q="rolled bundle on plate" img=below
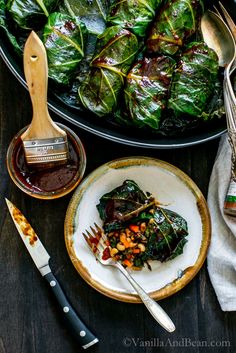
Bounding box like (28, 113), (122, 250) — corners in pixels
(107, 0), (163, 37)
(96, 180), (189, 269)
(79, 25), (139, 117)
(124, 56), (176, 130)
(168, 42), (219, 117)
(146, 0), (204, 55)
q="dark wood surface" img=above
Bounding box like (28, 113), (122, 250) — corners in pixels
(0, 57), (235, 353)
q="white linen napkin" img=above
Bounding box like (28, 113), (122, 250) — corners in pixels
(207, 134), (236, 311)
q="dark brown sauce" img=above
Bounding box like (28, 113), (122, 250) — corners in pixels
(12, 135), (80, 193)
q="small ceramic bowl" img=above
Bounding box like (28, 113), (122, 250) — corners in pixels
(7, 123), (86, 199)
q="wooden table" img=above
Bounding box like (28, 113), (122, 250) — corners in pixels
(0, 58), (235, 353)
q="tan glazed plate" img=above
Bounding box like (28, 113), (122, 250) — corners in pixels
(64, 157), (211, 303)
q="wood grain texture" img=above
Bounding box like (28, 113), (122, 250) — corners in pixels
(0, 57), (235, 353)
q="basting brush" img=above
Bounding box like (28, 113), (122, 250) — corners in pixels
(21, 31), (68, 167)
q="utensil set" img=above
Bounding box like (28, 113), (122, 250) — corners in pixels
(212, 3), (236, 214)
(201, 3), (236, 214)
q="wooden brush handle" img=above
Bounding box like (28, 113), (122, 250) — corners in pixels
(22, 31), (65, 139)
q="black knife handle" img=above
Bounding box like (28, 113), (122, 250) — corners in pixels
(44, 272), (98, 349)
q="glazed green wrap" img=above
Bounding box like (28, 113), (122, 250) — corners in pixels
(125, 56), (176, 130)
(43, 12), (87, 85)
(79, 25), (139, 117)
(96, 179), (188, 266)
(147, 0), (204, 56)
(168, 42), (219, 117)
(6, 0), (60, 29)
(107, 0), (163, 37)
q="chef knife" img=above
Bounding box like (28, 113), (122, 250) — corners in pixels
(5, 198), (98, 349)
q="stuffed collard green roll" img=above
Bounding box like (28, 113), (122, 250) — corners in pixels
(168, 42), (219, 117)
(107, 0), (163, 38)
(43, 12), (87, 85)
(96, 180), (189, 268)
(6, 0), (60, 29)
(79, 25), (139, 117)
(147, 0), (204, 56)
(125, 56), (176, 130)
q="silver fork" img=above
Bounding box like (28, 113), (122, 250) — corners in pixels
(214, 2), (236, 46)
(83, 223), (175, 333)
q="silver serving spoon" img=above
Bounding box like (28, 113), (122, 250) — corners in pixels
(201, 10), (236, 131)
(213, 2), (236, 114)
(201, 10), (236, 98)
(201, 10), (235, 67)
(201, 10), (236, 216)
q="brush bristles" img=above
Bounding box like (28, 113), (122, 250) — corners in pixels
(23, 136), (68, 167)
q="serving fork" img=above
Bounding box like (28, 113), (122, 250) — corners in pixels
(83, 223), (175, 333)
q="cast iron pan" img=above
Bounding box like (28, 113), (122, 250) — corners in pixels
(1, 0), (235, 149)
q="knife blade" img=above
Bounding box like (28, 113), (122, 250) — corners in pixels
(5, 198), (98, 349)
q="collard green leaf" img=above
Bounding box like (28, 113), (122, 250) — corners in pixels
(0, 0), (21, 54)
(78, 67), (124, 117)
(43, 12), (87, 85)
(144, 207), (188, 262)
(78, 67), (122, 116)
(168, 42), (219, 117)
(124, 56), (176, 130)
(147, 0), (204, 55)
(6, 0), (60, 29)
(60, 0), (110, 35)
(97, 179), (149, 222)
(91, 26), (139, 74)
(78, 26), (139, 116)
(107, 0), (162, 37)
(121, 206), (188, 263)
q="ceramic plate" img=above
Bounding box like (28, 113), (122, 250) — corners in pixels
(64, 157), (211, 303)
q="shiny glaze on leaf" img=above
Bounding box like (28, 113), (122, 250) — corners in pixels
(6, 0), (60, 29)
(125, 56), (176, 130)
(107, 0), (163, 37)
(147, 0), (204, 55)
(168, 41), (219, 117)
(43, 12), (87, 85)
(79, 26), (139, 116)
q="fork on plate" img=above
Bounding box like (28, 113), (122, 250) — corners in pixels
(83, 223), (176, 333)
